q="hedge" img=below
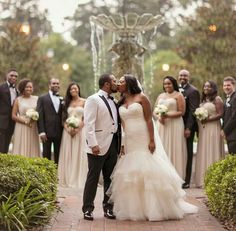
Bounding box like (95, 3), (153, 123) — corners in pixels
(204, 154), (236, 229)
(0, 154), (58, 230)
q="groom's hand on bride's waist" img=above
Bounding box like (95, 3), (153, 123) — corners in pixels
(92, 145), (100, 155)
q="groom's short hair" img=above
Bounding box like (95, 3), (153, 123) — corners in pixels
(99, 73), (112, 89)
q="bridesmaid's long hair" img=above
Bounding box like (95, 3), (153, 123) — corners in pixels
(18, 79), (32, 95)
(119, 74), (142, 106)
(163, 76), (179, 92)
(63, 82), (81, 122)
(201, 80), (217, 103)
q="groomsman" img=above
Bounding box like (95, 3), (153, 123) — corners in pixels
(178, 69), (200, 189)
(37, 78), (63, 164)
(82, 73), (119, 221)
(0, 69), (18, 153)
(222, 76), (236, 154)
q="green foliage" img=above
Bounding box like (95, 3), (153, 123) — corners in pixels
(0, 154), (58, 230)
(0, 0), (52, 37)
(176, 0), (236, 96)
(0, 154), (58, 202)
(204, 155), (236, 228)
(0, 182), (57, 231)
(40, 33), (94, 97)
(144, 49), (187, 104)
(0, 22), (52, 95)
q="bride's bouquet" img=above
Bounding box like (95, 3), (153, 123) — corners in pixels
(66, 115), (80, 128)
(194, 107), (208, 121)
(26, 109), (39, 121)
(154, 104), (168, 117)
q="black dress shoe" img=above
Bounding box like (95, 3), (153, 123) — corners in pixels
(104, 210), (116, 219)
(182, 183), (190, 189)
(84, 211), (94, 221)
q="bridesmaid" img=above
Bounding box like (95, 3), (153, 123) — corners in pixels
(58, 83), (87, 189)
(154, 76), (187, 179)
(195, 80), (225, 188)
(12, 79), (40, 157)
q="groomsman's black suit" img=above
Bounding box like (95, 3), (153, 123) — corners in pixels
(36, 92), (63, 164)
(0, 82), (18, 153)
(223, 91), (236, 154)
(180, 83), (200, 185)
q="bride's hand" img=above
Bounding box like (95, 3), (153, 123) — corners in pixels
(148, 140), (155, 154)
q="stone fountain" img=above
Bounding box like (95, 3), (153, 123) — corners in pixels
(90, 13), (163, 90)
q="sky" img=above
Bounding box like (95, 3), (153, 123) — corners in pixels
(39, 0), (80, 33)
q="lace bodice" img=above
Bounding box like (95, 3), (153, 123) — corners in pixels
(18, 96), (38, 116)
(67, 106), (84, 119)
(158, 98), (177, 112)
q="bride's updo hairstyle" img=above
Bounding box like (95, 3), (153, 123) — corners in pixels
(124, 74), (142, 94)
(163, 76), (179, 92)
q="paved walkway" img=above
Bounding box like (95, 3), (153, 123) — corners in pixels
(43, 186), (226, 231)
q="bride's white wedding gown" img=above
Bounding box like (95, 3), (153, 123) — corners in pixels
(109, 103), (198, 221)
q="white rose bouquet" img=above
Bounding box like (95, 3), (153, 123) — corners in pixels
(66, 116), (80, 128)
(26, 109), (39, 121)
(194, 107), (208, 121)
(154, 104), (168, 117)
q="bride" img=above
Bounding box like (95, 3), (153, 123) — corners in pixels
(108, 74), (198, 221)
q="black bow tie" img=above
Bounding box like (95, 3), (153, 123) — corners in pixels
(107, 95), (114, 100)
(53, 92), (59, 97)
(9, 84), (15, 88)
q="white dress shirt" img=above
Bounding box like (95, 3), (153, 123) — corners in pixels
(49, 90), (60, 113)
(7, 81), (17, 105)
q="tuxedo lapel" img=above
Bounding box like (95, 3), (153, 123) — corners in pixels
(229, 91), (236, 103)
(99, 95), (114, 120)
(46, 93), (57, 114)
(4, 83), (11, 106)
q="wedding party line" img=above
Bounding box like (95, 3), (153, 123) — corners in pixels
(0, 68), (235, 221)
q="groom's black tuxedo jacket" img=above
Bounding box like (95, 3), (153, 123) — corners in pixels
(223, 91), (236, 142)
(0, 82), (18, 130)
(36, 93), (63, 138)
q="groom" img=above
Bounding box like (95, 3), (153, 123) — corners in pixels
(82, 73), (120, 221)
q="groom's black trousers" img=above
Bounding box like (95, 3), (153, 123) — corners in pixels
(82, 134), (118, 213)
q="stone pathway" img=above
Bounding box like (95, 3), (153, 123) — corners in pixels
(43, 187), (226, 231)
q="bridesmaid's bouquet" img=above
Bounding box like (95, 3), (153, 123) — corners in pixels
(194, 107), (208, 121)
(66, 116), (80, 128)
(26, 109), (39, 121)
(154, 104), (168, 117)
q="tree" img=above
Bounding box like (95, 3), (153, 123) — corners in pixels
(176, 0), (236, 94)
(0, 22), (52, 94)
(40, 33), (94, 97)
(0, 0), (52, 37)
(144, 49), (187, 104)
